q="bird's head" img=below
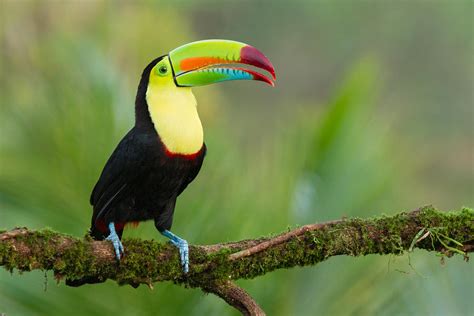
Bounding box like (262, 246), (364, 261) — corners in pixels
(143, 39), (276, 91)
(136, 40), (275, 154)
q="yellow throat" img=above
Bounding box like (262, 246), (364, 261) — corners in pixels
(146, 68), (203, 155)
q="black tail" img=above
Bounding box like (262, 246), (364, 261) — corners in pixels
(65, 225), (122, 287)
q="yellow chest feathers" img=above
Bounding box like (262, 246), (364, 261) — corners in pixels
(146, 80), (203, 155)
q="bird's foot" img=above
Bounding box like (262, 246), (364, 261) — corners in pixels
(161, 230), (189, 273)
(106, 222), (124, 260)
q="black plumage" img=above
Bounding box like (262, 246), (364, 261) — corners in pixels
(89, 128), (205, 240)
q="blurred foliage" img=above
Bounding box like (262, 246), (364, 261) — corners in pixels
(1, 1), (472, 315)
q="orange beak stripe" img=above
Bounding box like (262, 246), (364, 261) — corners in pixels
(179, 57), (230, 72)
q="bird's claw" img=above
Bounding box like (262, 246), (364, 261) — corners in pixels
(161, 230), (189, 273)
(106, 223), (124, 260)
(176, 239), (189, 274)
(107, 235), (124, 260)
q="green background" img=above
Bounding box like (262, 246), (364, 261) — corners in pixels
(1, 1), (472, 315)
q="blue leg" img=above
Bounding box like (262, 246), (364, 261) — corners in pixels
(106, 222), (124, 260)
(161, 230), (189, 273)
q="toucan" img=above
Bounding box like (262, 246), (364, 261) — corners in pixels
(66, 39), (275, 286)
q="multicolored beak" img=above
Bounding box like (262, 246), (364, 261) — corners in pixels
(169, 39), (276, 87)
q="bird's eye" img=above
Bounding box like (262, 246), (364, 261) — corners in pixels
(158, 65), (168, 76)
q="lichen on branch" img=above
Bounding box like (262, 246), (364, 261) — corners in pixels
(1, 206), (473, 316)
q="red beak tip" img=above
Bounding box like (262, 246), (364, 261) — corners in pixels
(253, 73), (274, 87)
(241, 45), (276, 80)
(260, 76), (275, 87)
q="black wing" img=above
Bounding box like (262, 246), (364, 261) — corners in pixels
(90, 128), (148, 226)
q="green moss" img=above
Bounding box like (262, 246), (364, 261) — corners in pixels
(0, 243), (14, 271)
(215, 206), (473, 281)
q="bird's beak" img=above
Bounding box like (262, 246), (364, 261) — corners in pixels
(169, 39), (276, 87)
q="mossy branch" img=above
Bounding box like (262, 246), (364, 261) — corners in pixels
(1, 206), (473, 316)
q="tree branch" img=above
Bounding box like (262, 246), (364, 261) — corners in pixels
(1, 206), (472, 315)
(203, 280), (265, 316)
